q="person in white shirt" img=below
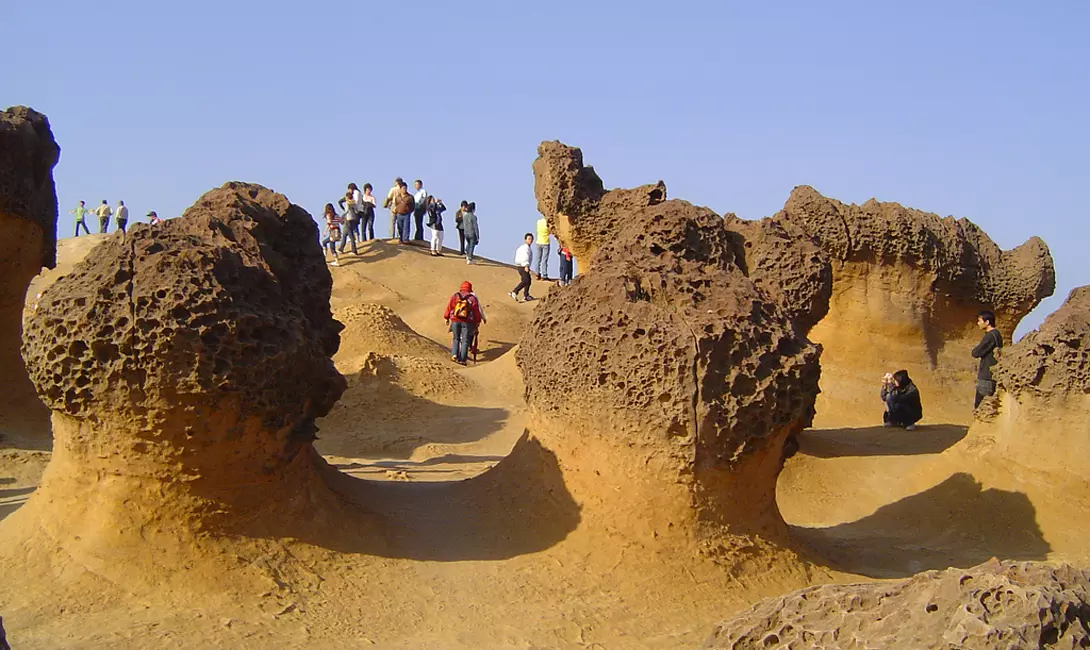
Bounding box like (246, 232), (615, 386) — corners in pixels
(359, 183), (378, 241)
(115, 200), (129, 233)
(509, 233), (535, 302)
(412, 179), (429, 242)
(95, 200), (112, 233)
(382, 177), (404, 239)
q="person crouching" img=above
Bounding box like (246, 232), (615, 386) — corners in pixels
(881, 370), (922, 431)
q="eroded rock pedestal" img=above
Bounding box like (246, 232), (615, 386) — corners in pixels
(14, 183), (348, 563)
(521, 142), (822, 565)
(0, 106), (60, 442)
(701, 559), (1090, 649)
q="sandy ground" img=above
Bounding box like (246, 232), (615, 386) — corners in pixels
(1, 234), (1086, 648)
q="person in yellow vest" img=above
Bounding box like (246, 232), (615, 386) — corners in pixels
(533, 216), (551, 280)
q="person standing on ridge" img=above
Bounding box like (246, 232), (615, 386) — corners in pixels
(115, 200), (129, 234)
(320, 203), (343, 266)
(558, 245), (574, 286)
(146, 211), (162, 225)
(338, 184), (361, 255)
(95, 200), (112, 234)
(454, 200), (468, 255)
(392, 180), (415, 244)
(533, 216), (551, 280)
(359, 183), (377, 241)
(444, 280), (486, 365)
(461, 202), (480, 264)
(71, 200), (90, 236)
(428, 197), (446, 256)
(971, 310), (1004, 408)
(509, 233), (535, 302)
(382, 177), (404, 239)
(412, 179), (429, 242)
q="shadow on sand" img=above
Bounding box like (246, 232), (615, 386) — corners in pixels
(797, 424), (968, 458)
(792, 472), (1049, 578)
(0, 485), (36, 520)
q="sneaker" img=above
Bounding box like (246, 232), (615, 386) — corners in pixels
(906, 424), (917, 431)
(331, 260), (339, 267)
(508, 292), (518, 301)
(882, 421), (894, 428)
(451, 355), (459, 363)
(524, 295), (535, 301)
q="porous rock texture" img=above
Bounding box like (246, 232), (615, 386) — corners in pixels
(701, 560), (1090, 649)
(776, 186), (1055, 426)
(16, 182), (348, 550)
(954, 286), (1090, 485)
(0, 106), (60, 442)
(522, 142), (822, 565)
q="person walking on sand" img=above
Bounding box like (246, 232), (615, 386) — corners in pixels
(412, 179), (429, 242)
(880, 370), (923, 430)
(359, 183), (377, 241)
(444, 280), (486, 365)
(320, 203), (343, 266)
(971, 310), (1004, 408)
(428, 197), (446, 256)
(95, 200), (112, 234)
(392, 180), (415, 244)
(115, 200), (129, 234)
(461, 202), (480, 264)
(454, 200), (468, 255)
(337, 185), (361, 255)
(382, 177), (404, 238)
(509, 233), (535, 302)
(71, 200), (91, 236)
(533, 216), (551, 280)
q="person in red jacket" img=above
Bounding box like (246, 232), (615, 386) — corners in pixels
(444, 281), (486, 365)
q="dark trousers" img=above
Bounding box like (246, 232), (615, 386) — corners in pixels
(117, 219), (128, 233)
(513, 267), (532, 298)
(450, 321), (476, 363)
(75, 220), (90, 236)
(974, 379), (996, 408)
(413, 208), (427, 241)
(559, 257), (573, 284)
(360, 213), (375, 241)
(99, 218), (110, 233)
(457, 228), (465, 254)
(883, 404), (920, 427)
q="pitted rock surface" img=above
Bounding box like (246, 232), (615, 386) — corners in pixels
(0, 105), (60, 269)
(701, 560), (1090, 649)
(994, 286), (1090, 401)
(522, 142), (822, 538)
(22, 182), (345, 443)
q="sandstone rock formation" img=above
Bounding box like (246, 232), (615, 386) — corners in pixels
(773, 186), (1055, 426)
(522, 142), (822, 562)
(17, 183), (347, 549)
(701, 559), (1090, 649)
(0, 106), (60, 442)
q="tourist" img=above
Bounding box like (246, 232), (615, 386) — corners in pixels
(533, 216), (551, 280)
(359, 183), (377, 241)
(509, 233), (535, 302)
(461, 202), (480, 264)
(428, 197), (446, 256)
(382, 177), (404, 238)
(70, 200), (90, 236)
(412, 179), (429, 242)
(320, 203), (342, 266)
(146, 211), (162, 224)
(880, 370), (923, 430)
(393, 181), (415, 244)
(115, 200), (129, 234)
(558, 246), (574, 286)
(95, 199), (112, 234)
(443, 280), (486, 366)
(454, 200), (468, 255)
(971, 310), (1004, 408)
(337, 186), (361, 255)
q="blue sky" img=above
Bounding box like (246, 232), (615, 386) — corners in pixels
(4, 1), (1087, 337)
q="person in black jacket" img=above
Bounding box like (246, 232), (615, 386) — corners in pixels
(881, 369), (923, 430)
(971, 309), (1004, 408)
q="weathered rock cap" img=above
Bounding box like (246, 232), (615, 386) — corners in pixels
(22, 182), (345, 435)
(994, 285), (1090, 401)
(0, 105), (61, 269)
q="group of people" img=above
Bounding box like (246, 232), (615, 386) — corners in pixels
(507, 217), (574, 303)
(880, 310), (1004, 429)
(70, 200), (162, 236)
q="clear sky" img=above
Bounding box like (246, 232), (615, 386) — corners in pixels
(4, 1), (1087, 337)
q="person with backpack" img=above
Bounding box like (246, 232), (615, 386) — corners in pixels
(533, 216), (551, 280)
(454, 200), (468, 255)
(359, 183), (377, 241)
(70, 200), (91, 236)
(412, 179), (429, 242)
(971, 310), (1004, 408)
(427, 197), (446, 256)
(382, 177), (404, 239)
(558, 246), (574, 286)
(95, 199), (112, 233)
(337, 185), (361, 255)
(509, 233), (535, 302)
(462, 202), (480, 264)
(392, 180), (415, 244)
(880, 369), (923, 430)
(115, 200), (129, 234)
(320, 203), (343, 266)
(444, 281), (486, 365)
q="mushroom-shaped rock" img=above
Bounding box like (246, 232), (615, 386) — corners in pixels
(701, 560), (1090, 649)
(1, 106), (60, 440)
(521, 143), (822, 565)
(17, 182), (346, 546)
(779, 186), (1055, 426)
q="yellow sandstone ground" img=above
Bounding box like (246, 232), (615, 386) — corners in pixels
(1, 234), (1087, 648)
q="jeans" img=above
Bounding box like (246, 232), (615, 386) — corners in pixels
(450, 321), (476, 363)
(75, 220), (90, 236)
(360, 212), (375, 241)
(457, 228), (465, 254)
(99, 218), (110, 234)
(513, 267), (532, 298)
(974, 379), (996, 408)
(339, 219), (359, 254)
(431, 228), (444, 253)
(464, 236), (478, 262)
(322, 231), (340, 256)
(533, 243), (550, 278)
(117, 219), (128, 234)
(559, 257), (573, 285)
(396, 212), (412, 243)
(413, 208), (427, 241)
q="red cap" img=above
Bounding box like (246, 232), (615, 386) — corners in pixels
(460, 281), (473, 292)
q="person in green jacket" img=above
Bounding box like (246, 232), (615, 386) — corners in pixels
(70, 200), (90, 236)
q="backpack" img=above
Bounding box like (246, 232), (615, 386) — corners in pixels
(395, 192), (414, 215)
(452, 292), (478, 322)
